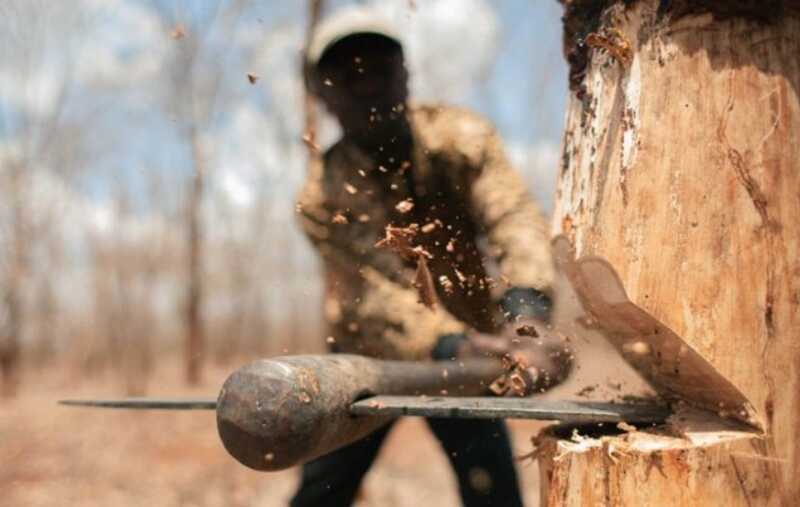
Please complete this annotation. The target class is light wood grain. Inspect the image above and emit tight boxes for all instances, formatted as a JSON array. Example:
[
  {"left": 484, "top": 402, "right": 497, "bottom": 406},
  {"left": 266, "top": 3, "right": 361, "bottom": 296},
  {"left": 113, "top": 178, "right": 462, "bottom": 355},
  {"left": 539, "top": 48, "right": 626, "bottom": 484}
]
[{"left": 542, "top": 1, "right": 799, "bottom": 503}]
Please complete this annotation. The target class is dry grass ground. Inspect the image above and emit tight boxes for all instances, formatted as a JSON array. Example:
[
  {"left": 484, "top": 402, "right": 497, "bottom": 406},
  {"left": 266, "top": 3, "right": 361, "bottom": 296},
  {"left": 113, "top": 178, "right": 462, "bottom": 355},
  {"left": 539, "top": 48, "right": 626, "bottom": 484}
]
[{"left": 0, "top": 358, "right": 546, "bottom": 507}]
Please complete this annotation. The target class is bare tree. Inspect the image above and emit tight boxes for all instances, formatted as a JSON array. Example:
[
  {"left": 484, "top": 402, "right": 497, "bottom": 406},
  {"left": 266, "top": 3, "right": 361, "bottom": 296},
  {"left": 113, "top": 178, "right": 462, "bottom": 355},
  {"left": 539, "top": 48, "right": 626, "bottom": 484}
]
[
  {"left": 302, "top": 0, "right": 324, "bottom": 155},
  {"left": 0, "top": 1, "right": 91, "bottom": 396},
  {"left": 0, "top": 161, "right": 26, "bottom": 396},
  {"left": 147, "top": 0, "right": 249, "bottom": 384}
]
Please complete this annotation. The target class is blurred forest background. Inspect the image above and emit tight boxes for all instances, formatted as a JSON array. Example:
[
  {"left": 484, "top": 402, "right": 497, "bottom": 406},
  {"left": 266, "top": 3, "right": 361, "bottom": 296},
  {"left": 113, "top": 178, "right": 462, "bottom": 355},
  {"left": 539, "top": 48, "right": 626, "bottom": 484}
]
[
  {"left": 1, "top": 1, "right": 571, "bottom": 505},
  {"left": 0, "top": 0, "right": 567, "bottom": 396}
]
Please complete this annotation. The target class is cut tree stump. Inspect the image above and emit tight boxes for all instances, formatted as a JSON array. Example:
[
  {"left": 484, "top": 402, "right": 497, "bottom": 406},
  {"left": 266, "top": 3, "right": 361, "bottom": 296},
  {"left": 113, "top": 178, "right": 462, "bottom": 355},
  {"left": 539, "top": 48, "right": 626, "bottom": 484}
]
[
  {"left": 537, "top": 411, "right": 778, "bottom": 506},
  {"left": 540, "top": 1, "right": 800, "bottom": 505}
]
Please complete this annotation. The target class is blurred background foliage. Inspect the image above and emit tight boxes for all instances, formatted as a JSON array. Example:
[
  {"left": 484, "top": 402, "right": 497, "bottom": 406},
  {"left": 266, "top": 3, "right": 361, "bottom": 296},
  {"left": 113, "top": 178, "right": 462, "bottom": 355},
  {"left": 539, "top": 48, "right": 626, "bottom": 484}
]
[{"left": 0, "top": 0, "right": 567, "bottom": 395}]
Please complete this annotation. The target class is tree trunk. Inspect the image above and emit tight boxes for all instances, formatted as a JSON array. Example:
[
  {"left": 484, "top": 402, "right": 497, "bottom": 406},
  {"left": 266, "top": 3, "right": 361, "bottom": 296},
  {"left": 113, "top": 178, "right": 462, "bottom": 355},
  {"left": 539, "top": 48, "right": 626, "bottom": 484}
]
[
  {"left": 1, "top": 286, "right": 22, "bottom": 398},
  {"left": 536, "top": 415, "right": 779, "bottom": 506},
  {"left": 302, "top": 0, "right": 323, "bottom": 156},
  {"left": 1, "top": 163, "right": 26, "bottom": 398},
  {"left": 541, "top": 1, "right": 799, "bottom": 504},
  {"left": 185, "top": 130, "right": 206, "bottom": 385}
]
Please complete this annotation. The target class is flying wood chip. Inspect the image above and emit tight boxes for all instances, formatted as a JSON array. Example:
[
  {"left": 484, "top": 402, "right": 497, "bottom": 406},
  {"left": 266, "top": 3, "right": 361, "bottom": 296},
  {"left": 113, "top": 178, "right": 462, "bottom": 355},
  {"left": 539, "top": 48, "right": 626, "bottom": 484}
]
[
  {"left": 395, "top": 199, "right": 414, "bottom": 214},
  {"left": 374, "top": 224, "right": 428, "bottom": 261},
  {"left": 487, "top": 353, "right": 538, "bottom": 397},
  {"left": 376, "top": 224, "right": 437, "bottom": 310},
  {"left": 421, "top": 222, "right": 437, "bottom": 233},
  {"left": 489, "top": 375, "right": 509, "bottom": 396},
  {"left": 438, "top": 275, "right": 455, "bottom": 294},
  {"left": 170, "top": 24, "right": 186, "bottom": 39},
  {"left": 302, "top": 131, "right": 320, "bottom": 152},
  {"left": 414, "top": 256, "right": 437, "bottom": 310}
]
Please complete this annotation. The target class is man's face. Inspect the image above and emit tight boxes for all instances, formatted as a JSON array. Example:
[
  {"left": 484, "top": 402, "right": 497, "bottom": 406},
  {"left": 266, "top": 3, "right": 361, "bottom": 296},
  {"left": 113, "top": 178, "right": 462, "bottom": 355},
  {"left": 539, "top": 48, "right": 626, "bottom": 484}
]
[{"left": 315, "top": 34, "right": 409, "bottom": 138}]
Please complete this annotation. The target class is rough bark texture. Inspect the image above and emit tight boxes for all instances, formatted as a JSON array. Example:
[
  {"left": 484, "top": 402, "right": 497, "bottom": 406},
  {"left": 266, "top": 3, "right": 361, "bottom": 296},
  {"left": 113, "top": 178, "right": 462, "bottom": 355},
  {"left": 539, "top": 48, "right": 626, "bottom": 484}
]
[{"left": 543, "top": 0, "right": 799, "bottom": 504}]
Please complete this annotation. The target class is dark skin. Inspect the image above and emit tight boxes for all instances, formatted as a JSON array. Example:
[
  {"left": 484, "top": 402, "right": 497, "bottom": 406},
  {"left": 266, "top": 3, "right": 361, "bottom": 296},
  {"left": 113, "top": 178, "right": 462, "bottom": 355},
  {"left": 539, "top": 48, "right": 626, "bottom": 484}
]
[
  {"left": 313, "top": 34, "right": 412, "bottom": 169},
  {"left": 311, "top": 34, "right": 572, "bottom": 394}
]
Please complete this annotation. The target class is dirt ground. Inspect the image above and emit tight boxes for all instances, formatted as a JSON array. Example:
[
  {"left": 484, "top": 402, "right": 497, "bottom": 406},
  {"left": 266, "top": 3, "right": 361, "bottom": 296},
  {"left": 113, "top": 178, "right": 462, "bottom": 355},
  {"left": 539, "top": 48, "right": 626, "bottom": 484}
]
[
  {"left": 1, "top": 322, "right": 642, "bottom": 507},
  {"left": 0, "top": 359, "right": 547, "bottom": 507}
]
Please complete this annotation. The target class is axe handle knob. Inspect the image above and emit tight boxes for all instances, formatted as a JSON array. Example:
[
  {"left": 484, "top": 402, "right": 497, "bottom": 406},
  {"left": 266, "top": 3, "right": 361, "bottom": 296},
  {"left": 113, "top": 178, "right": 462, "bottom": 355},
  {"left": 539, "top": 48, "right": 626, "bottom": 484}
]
[{"left": 216, "top": 354, "right": 504, "bottom": 472}]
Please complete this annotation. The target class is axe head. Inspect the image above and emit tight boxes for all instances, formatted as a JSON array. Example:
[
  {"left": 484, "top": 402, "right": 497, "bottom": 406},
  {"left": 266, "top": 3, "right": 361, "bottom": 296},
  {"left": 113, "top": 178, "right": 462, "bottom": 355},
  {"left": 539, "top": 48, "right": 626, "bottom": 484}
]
[{"left": 550, "top": 235, "right": 758, "bottom": 428}]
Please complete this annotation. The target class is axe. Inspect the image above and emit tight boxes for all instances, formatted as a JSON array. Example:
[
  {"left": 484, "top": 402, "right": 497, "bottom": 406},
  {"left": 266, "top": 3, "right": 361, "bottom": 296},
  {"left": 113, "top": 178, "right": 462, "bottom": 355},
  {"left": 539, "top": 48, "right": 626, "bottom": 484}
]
[
  {"left": 62, "top": 235, "right": 757, "bottom": 472},
  {"left": 61, "top": 353, "right": 670, "bottom": 471}
]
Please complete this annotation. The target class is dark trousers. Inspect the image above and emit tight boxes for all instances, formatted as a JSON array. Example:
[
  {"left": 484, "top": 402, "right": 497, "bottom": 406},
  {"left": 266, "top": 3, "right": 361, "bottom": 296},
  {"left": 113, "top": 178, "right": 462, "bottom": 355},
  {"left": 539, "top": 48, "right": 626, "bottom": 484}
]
[{"left": 290, "top": 418, "right": 524, "bottom": 507}]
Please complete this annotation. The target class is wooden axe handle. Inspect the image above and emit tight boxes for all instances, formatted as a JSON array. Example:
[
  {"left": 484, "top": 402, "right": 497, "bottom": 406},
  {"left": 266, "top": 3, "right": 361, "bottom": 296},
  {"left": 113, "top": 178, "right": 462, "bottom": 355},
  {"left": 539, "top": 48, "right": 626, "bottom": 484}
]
[{"left": 216, "top": 354, "right": 503, "bottom": 471}]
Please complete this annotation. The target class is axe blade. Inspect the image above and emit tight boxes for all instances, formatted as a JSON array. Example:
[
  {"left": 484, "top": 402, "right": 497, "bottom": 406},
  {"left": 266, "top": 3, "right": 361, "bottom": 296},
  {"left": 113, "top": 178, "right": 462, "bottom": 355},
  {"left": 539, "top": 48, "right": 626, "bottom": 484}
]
[
  {"left": 59, "top": 398, "right": 217, "bottom": 410},
  {"left": 59, "top": 395, "right": 668, "bottom": 424},
  {"left": 351, "top": 395, "right": 670, "bottom": 425}
]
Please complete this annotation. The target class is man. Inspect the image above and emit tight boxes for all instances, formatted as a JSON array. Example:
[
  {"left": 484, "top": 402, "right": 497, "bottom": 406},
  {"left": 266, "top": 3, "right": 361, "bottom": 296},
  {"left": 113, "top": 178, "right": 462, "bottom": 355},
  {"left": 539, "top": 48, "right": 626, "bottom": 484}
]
[{"left": 294, "top": 9, "right": 571, "bottom": 506}]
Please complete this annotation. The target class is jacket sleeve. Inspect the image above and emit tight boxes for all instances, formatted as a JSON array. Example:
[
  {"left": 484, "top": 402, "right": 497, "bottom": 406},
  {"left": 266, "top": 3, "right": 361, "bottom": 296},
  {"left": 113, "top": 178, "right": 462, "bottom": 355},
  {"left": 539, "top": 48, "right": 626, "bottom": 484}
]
[
  {"left": 295, "top": 155, "right": 333, "bottom": 248},
  {"left": 355, "top": 267, "right": 469, "bottom": 361},
  {"left": 463, "top": 121, "right": 555, "bottom": 295}
]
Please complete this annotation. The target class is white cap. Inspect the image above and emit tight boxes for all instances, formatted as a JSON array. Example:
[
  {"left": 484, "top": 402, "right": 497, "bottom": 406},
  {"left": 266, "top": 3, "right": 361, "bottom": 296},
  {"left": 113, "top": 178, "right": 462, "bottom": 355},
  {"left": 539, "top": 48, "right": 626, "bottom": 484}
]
[{"left": 306, "top": 7, "right": 402, "bottom": 66}]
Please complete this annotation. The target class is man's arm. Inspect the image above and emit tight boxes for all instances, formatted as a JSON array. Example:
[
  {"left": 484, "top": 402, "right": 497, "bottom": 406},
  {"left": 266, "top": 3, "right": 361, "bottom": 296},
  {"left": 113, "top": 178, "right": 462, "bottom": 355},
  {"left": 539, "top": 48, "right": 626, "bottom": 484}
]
[
  {"left": 296, "top": 154, "right": 333, "bottom": 247},
  {"left": 445, "top": 113, "right": 572, "bottom": 390},
  {"left": 355, "top": 267, "right": 469, "bottom": 361},
  {"left": 462, "top": 119, "right": 555, "bottom": 321}
]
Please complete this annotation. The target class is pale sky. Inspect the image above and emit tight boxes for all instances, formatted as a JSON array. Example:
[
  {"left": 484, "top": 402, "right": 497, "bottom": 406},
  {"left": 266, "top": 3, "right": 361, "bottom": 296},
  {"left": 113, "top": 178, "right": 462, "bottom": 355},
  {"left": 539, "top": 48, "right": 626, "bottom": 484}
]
[{"left": 0, "top": 0, "right": 570, "bottom": 344}]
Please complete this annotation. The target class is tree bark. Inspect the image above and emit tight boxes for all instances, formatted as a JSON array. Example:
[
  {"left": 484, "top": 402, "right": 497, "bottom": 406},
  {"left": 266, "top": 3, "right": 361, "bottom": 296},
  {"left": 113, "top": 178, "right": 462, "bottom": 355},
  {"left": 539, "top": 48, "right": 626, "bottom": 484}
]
[{"left": 541, "top": 1, "right": 799, "bottom": 504}]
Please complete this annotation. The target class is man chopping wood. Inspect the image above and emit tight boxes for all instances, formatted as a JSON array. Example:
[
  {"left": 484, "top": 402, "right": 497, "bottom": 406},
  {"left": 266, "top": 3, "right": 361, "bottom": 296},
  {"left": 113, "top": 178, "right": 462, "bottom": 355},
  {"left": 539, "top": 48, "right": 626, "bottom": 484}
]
[{"left": 294, "top": 9, "right": 571, "bottom": 506}]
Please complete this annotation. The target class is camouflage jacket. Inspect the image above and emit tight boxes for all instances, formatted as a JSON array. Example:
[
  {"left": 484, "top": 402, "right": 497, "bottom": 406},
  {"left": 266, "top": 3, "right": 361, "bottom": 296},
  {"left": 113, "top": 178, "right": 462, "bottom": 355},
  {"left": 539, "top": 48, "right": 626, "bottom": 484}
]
[{"left": 296, "top": 104, "right": 553, "bottom": 360}]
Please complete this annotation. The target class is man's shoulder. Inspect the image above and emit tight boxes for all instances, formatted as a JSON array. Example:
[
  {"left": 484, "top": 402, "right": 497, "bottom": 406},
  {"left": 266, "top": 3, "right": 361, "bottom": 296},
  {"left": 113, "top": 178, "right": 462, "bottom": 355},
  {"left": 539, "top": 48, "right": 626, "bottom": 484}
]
[
  {"left": 320, "top": 136, "right": 364, "bottom": 171},
  {"left": 321, "top": 140, "right": 346, "bottom": 164},
  {"left": 410, "top": 103, "right": 495, "bottom": 135},
  {"left": 410, "top": 103, "right": 498, "bottom": 163}
]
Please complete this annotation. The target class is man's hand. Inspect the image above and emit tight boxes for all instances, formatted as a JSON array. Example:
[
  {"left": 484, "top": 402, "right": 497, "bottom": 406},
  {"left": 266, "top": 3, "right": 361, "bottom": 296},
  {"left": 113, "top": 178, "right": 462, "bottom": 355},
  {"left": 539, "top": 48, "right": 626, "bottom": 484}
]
[{"left": 464, "top": 318, "right": 573, "bottom": 396}]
